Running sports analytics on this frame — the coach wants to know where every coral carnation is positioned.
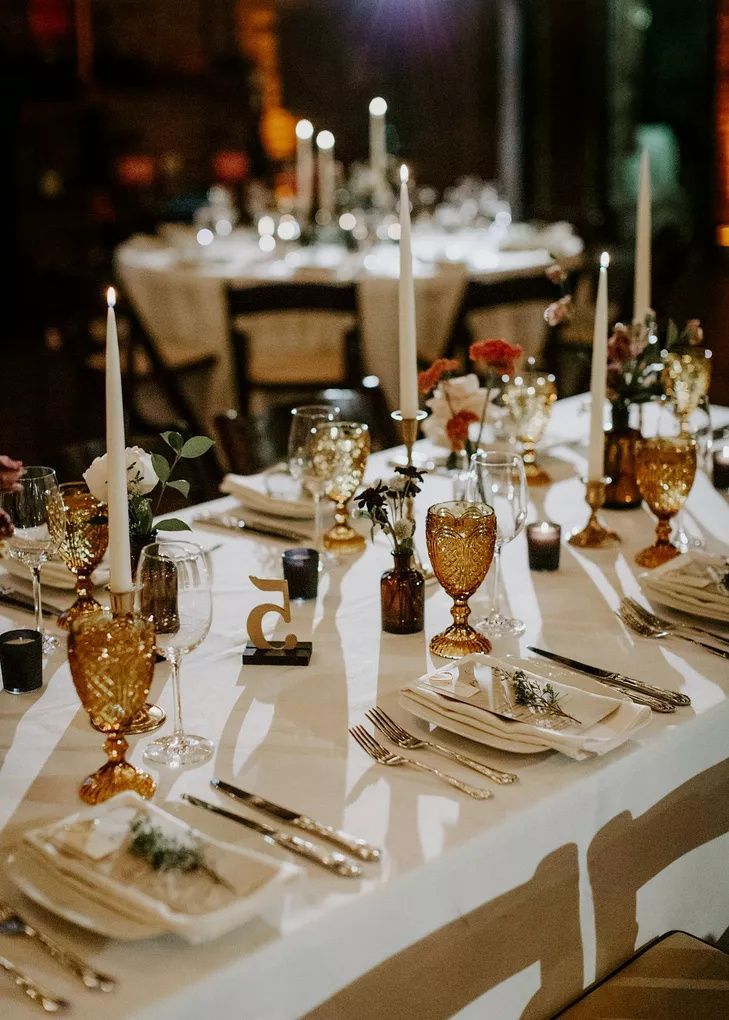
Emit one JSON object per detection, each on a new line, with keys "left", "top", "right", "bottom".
{"left": 469, "top": 338, "right": 523, "bottom": 374}
{"left": 445, "top": 410, "right": 479, "bottom": 451}
{"left": 417, "top": 357, "right": 460, "bottom": 395}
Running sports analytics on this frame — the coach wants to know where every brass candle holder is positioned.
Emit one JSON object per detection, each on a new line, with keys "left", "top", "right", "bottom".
{"left": 568, "top": 478, "right": 620, "bottom": 548}
{"left": 391, "top": 409, "right": 431, "bottom": 575}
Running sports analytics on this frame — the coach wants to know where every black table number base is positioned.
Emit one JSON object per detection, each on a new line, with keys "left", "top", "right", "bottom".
{"left": 242, "top": 641, "right": 313, "bottom": 666}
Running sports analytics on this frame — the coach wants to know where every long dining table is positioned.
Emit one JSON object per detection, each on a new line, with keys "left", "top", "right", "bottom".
{"left": 1, "top": 396, "right": 729, "bottom": 1019}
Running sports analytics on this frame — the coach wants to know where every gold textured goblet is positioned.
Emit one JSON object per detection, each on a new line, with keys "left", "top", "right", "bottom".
{"left": 426, "top": 501, "right": 497, "bottom": 658}
{"left": 67, "top": 610, "right": 157, "bottom": 804}
{"left": 52, "top": 482, "right": 108, "bottom": 629}
{"left": 501, "top": 370, "right": 557, "bottom": 485}
{"left": 635, "top": 436, "right": 697, "bottom": 568}
{"left": 311, "top": 421, "right": 370, "bottom": 554}
{"left": 662, "top": 347, "right": 711, "bottom": 433}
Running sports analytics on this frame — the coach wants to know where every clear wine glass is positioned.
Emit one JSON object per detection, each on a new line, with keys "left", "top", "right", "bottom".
{"left": 2, "top": 466, "right": 64, "bottom": 652}
{"left": 465, "top": 451, "right": 528, "bottom": 637}
{"left": 288, "top": 404, "right": 339, "bottom": 557}
{"left": 136, "top": 541, "right": 213, "bottom": 768}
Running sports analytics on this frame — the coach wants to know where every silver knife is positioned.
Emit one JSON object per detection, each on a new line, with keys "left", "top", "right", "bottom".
{"left": 181, "top": 794, "right": 362, "bottom": 878}
{"left": 211, "top": 778, "right": 380, "bottom": 862}
{"left": 0, "top": 586, "right": 64, "bottom": 618}
{"left": 192, "top": 514, "right": 309, "bottom": 543}
{"left": 527, "top": 647, "right": 688, "bottom": 710}
{"left": 0, "top": 953, "right": 69, "bottom": 1013}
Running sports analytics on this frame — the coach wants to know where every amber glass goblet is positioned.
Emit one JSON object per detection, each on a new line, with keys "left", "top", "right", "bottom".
{"left": 501, "top": 370, "right": 557, "bottom": 485}
{"left": 426, "top": 501, "right": 497, "bottom": 658}
{"left": 635, "top": 434, "right": 697, "bottom": 568}
{"left": 67, "top": 610, "right": 156, "bottom": 804}
{"left": 311, "top": 421, "right": 370, "bottom": 554}
{"left": 52, "top": 482, "right": 108, "bottom": 629}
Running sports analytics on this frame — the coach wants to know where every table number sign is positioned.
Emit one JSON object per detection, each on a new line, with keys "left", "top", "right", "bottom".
{"left": 243, "top": 576, "right": 312, "bottom": 666}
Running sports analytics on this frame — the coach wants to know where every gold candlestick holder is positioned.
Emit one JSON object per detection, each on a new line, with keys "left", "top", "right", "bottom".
{"left": 568, "top": 478, "right": 620, "bottom": 548}
{"left": 391, "top": 409, "right": 432, "bottom": 576}
{"left": 101, "top": 588, "right": 166, "bottom": 735}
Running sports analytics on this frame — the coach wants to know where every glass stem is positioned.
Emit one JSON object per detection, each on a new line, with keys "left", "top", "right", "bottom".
{"left": 31, "top": 566, "right": 44, "bottom": 637}
{"left": 168, "top": 651, "right": 185, "bottom": 740}
{"left": 488, "top": 544, "right": 502, "bottom": 619}
{"left": 314, "top": 493, "right": 323, "bottom": 556}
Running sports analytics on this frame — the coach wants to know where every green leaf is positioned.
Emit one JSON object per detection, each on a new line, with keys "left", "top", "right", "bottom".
{"left": 666, "top": 319, "right": 679, "bottom": 349}
{"left": 180, "top": 436, "right": 215, "bottom": 459}
{"left": 155, "top": 518, "right": 192, "bottom": 531}
{"left": 161, "top": 431, "right": 184, "bottom": 452}
{"left": 151, "top": 452, "right": 171, "bottom": 482}
{"left": 165, "top": 478, "right": 190, "bottom": 499}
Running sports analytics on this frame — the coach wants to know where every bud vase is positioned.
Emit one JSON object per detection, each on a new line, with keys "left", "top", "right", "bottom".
{"left": 380, "top": 551, "right": 424, "bottom": 634}
{"left": 604, "top": 403, "right": 642, "bottom": 509}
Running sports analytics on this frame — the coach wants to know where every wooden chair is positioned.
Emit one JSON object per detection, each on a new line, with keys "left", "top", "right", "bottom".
{"left": 226, "top": 282, "right": 363, "bottom": 415}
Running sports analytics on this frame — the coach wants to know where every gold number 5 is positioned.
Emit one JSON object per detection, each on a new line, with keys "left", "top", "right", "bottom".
{"left": 247, "top": 576, "right": 298, "bottom": 650}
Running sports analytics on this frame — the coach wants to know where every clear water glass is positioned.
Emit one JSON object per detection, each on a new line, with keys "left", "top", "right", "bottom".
{"left": 288, "top": 404, "right": 339, "bottom": 557}
{"left": 465, "top": 451, "right": 528, "bottom": 637}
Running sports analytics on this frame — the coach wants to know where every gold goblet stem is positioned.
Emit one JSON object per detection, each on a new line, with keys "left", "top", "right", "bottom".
{"left": 568, "top": 479, "right": 621, "bottom": 548}
{"left": 391, "top": 409, "right": 429, "bottom": 564}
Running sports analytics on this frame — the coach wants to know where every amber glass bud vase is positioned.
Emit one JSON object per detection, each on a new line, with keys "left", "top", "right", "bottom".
{"left": 380, "top": 551, "right": 424, "bottom": 634}
{"left": 604, "top": 402, "right": 642, "bottom": 509}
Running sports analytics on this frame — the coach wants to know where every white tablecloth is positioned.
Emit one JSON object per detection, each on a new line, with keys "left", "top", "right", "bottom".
{"left": 115, "top": 223, "right": 583, "bottom": 429}
{"left": 1, "top": 396, "right": 728, "bottom": 1020}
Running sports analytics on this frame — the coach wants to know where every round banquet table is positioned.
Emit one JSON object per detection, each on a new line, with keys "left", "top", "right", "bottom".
{"left": 1, "top": 395, "right": 728, "bottom": 1020}
{"left": 114, "top": 221, "right": 583, "bottom": 431}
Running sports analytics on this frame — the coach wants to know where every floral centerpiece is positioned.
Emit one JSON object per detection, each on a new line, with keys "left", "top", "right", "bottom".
{"left": 355, "top": 466, "right": 426, "bottom": 634}
{"left": 605, "top": 320, "right": 664, "bottom": 429}
{"left": 84, "top": 431, "right": 215, "bottom": 570}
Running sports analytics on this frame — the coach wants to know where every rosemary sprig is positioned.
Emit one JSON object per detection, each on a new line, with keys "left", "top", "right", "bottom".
{"left": 127, "top": 813, "right": 234, "bottom": 890}
{"left": 511, "top": 670, "right": 581, "bottom": 725}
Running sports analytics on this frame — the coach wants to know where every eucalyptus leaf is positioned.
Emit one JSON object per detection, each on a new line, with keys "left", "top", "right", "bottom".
{"left": 161, "top": 431, "right": 184, "bottom": 452}
{"left": 151, "top": 452, "right": 171, "bottom": 482}
{"left": 155, "top": 518, "right": 192, "bottom": 531}
{"left": 180, "top": 436, "right": 215, "bottom": 459}
{"left": 165, "top": 478, "right": 190, "bottom": 499}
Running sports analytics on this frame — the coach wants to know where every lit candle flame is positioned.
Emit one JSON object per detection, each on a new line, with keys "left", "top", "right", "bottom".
{"left": 107, "top": 287, "right": 116, "bottom": 308}
{"left": 600, "top": 251, "right": 610, "bottom": 270}
{"left": 400, "top": 164, "right": 409, "bottom": 184}
{"left": 316, "top": 130, "right": 334, "bottom": 151}
{"left": 369, "top": 96, "right": 387, "bottom": 116}
{"left": 295, "top": 119, "right": 313, "bottom": 140}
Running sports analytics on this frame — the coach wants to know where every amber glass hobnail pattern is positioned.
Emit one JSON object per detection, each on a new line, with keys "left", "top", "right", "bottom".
{"left": 426, "top": 501, "right": 497, "bottom": 658}
{"left": 68, "top": 611, "right": 157, "bottom": 804}
{"left": 502, "top": 371, "right": 557, "bottom": 485}
{"left": 52, "top": 483, "right": 108, "bottom": 629}
{"left": 661, "top": 347, "right": 711, "bottom": 432}
{"left": 311, "top": 421, "right": 370, "bottom": 554}
{"left": 635, "top": 436, "right": 697, "bottom": 568}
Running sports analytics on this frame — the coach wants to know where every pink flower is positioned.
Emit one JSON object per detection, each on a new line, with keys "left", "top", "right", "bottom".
{"left": 684, "top": 319, "right": 704, "bottom": 346}
{"left": 545, "top": 263, "right": 567, "bottom": 285}
{"left": 544, "top": 295, "right": 572, "bottom": 327}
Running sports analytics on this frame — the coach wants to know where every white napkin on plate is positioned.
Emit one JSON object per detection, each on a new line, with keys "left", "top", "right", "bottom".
{"left": 642, "top": 552, "right": 729, "bottom": 624}
{"left": 0, "top": 551, "right": 109, "bottom": 591}
{"left": 400, "top": 655, "right": 651, "bottom": 760}
{"left": 220, "top": 471, "right": 314, "bottom": 519}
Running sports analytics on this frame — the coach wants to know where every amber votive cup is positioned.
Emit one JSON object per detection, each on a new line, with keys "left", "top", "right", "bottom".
{"left": 0, "top": 629, "right": 43, "bottom": 694}
{"left": 527, "top": 521, "right": 561, "bottom": 571}
{"left": 283, "top": 548, "right": 319, "bottom": 600}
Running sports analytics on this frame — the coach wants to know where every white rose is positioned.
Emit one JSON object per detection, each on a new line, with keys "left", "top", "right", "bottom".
{"left": 421, "top": 374, "right": 487, "bottom": 448}
{"left": 83, "top": 446, "right": 158, "bottom": 502}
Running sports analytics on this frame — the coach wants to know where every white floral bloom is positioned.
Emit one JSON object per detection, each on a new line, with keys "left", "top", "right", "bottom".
{"left": 83, "top": 446, "right": 158, "bottom": 502}
{"left": 421, "top": 374, "right": 487, "bottom": 449}
{"left": 393, "top": 518, "right": 415, "bottom": 541}
{"left": 387, "top": 475, "right": 408, "bottom": 493}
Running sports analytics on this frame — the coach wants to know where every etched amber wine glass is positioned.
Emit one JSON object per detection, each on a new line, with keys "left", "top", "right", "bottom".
{"left": 635, "top": 431, "right": 697, "bottom": 569}
{"left": 52, "top": 482, "right": 108, "bottom": 629}
{"left": 426, "top": 501, "right": 497, "bottom": 658}
{"left": 311, "top": 421, "right": 370, "bottom": 554}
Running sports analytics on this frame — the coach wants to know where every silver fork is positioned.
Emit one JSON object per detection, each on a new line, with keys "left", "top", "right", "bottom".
{"left": 365, "top": 707, "right": 517, "bottom": 785}
{"left": 349, "top": 725, "right": 492, "bottom": 800}
{"left": 0, "top": 953, "right": 69, "bottom": 1013}
{"left": 618, "top": 603, "right": 729, "bottom": 661}
{"left": 0, "top": 904, "right": 116, "bottom": 991}
{"left": 623, "top": 596, "right": 729, "bottom": 651}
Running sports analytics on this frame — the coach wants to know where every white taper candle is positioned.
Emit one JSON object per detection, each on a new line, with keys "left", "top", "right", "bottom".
{"left": 316, "top": 130, "right": 335, "bottom": 218}
{"left": 398, "top": 164, "right": 418, "bottom": 419}
{"left": 587, "top": 253, "right": 610, "bottom": 483}
{"left": 633, "top": 149, "right": 651, "bottom": 324}
{"left": 105, "top": 287, "right": 133, "bottom": 593}
{"left": 295, "top": 119, "right": 314, "bottom": 223}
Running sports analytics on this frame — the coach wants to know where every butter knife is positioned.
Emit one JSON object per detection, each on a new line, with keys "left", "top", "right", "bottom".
{"left": 527, "top": 647, "right": 688, "bottom": 709}
{"left": 0, "top": 586, "right": 64, "bottom": 618}
{"left": 211, "top": 778, "right": 380, "bottom": 862}
{"left": 192, "top": 514, "right": 309, "bottom": 543}
{"left": 181, "top": 795, "right": 362, "bottom": 878}
{"left": 0, "top": 953, "right": 69, "bottom": 1013}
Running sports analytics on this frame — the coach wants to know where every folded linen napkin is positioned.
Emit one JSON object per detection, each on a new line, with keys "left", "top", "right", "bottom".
{"left": 642, "top": 552, "right": 729, "bottom": 624}
{"left": 400, "top": 655, "right": 651, "bottom": 760}
{"left": 220, "top": 471, "right": 314, "bottom": 519}
{"left": 0, "top": 550, "right": 109, "bottom": 591}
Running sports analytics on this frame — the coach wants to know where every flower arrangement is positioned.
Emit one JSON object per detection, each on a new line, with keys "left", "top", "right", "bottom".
{"left": 605, "top": 321, "right": 663, "bottom": 419}
{"left": 83, "top": 431, "right": 215, "bottom": 551}
{"left": 354, "top": 466, "right": 426, "bottom": 554}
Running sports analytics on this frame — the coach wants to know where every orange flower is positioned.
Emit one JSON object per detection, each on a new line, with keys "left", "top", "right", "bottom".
{"left": 446, "top": 409, "right": 479, "bottom": 451}
{"left": 417, "top": 357, "right": 461, "bottom": 395}
{"left": 469, "top": 338, "right": 523, "bottom": 374}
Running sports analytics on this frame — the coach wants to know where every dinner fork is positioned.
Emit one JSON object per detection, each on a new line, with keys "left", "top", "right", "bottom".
{"left": 349, "top": 725, "right": 492, "bottom": 800}
{"left": 623, "top": 597, "right": 729, "bottom": 651}
{"left": 0, "top": 953, "right": 69, "bottom": 1013}
{"left": 0, "top": 904, "right": 116, "bottom": 991}
{"left": 618, "top": 603, "right": 729, "bottom": 661}
{"left": 365, "top": 707, "right": 518, "bottom": 785}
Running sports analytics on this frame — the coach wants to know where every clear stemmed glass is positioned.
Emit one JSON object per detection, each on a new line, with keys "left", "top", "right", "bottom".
{"left": 465, "top": 451, "right": 528, "bottom": 637}
{"left": 501, "top": 370, "right": 557, "bottom": 485}
{"left": 288, "top": 404, "right": 339, "bottom": 557}
{"left": 310, "top": 421, "right": 371, "bottom": 554}
{"left": 2, "top": 466, "right": 65, "bottom": 652}
{"left": 136, "top": 541, "right": 214, "bottom": 768}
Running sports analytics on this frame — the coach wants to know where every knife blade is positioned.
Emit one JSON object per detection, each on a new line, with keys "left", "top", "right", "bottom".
{"left": 181, "top": 794, "right": 362, "bottom": 878}
{"left": 211, "top": 778, "right": 380, "bottom": 862}
{"left": 527, "top": 647, "right": 688, "bottom": 709}
{"left": 193, "top": 514, "right": 309, "bottom": 543}
{"left": 0, "top": 587, "right": 64, "bottom": 618}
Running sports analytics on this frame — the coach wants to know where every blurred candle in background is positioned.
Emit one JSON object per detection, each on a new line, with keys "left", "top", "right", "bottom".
{"left": 633, "top": 149, "right": 651, "bottom": 324}
{"left": 316, "top": 130, "right": 335, "bottom": 219}
{"left": 398, "top": 165, "right": 418, "bottom": 419}
{"left": 369, "top": 97, "right": 388, "bottom": 204}
{"left": 587, "top": 253, "right": 609, "bottom": 482}
{"left": 105, "top": 288, "right": 133, "bottom": 593}
{"left": 295, "top": 119, "right": 314, "bottom": 223}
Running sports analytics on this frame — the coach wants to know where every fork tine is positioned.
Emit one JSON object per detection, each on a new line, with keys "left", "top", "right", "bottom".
{"left": 373, "top": 707, "right": 410, "bottom": 741}
{"left": 349, "top": 726, "right": 371, "bottom": 756}
{"left": 351, "top": 725, "right": 383, "bottom": 757}
{"left": 366, "top": 708, "right": 401, "bottom": 742}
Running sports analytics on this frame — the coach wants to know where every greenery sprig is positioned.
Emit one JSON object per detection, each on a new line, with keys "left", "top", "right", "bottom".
{"left": 511, "top": 670, "right": 581, "bottom": 725}
{"left": 151, "top": 432, "right": 216, "bottom": 533}
{"left": 127, "top": 813, "right": 233, "bottom": 890}
{"left": 354, "top": 465, "right": 426, "bottom": 554}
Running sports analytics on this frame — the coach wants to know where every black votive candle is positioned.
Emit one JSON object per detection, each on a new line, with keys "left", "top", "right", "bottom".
{"left": 713, "top": 446, "right": 729, "bottom": 490}
{"left": 0, "top": 629, "right": 43, "bottom": 694}
{"left": 527, "top": 522, "right": 561, "bottom": 571}
{"left": 283, "top": 548, "right": 319, "bottom": 600}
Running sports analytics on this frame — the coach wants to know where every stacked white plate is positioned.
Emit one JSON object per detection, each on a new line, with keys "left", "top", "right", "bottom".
{"left": 641, "top": 553, "right": 729, "bottom": 625}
